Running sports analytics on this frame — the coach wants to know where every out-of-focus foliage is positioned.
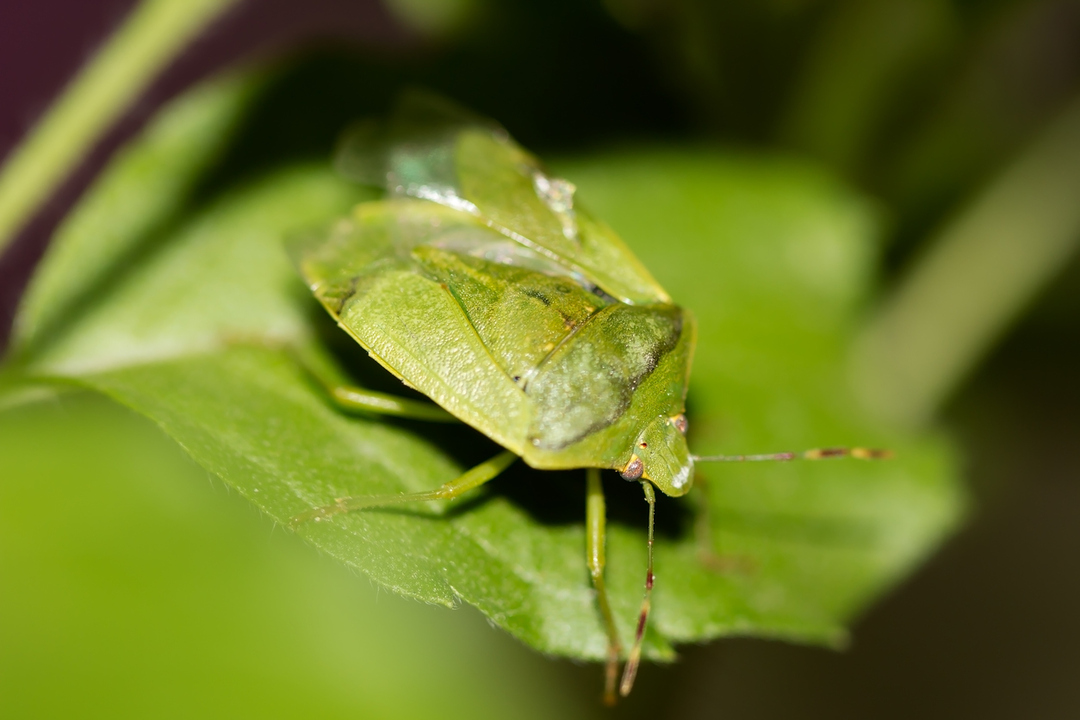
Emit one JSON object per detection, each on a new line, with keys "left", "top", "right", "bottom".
{"left": 600, "top": 0, "right": 1080, "bottom": 243}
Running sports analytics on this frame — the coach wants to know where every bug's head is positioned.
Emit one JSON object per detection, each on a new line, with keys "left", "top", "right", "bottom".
{"left": 620, "top": 414, "right": 694, "bottom": 497}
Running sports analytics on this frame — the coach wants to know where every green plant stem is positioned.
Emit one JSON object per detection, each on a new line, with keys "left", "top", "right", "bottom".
{"left": 853, "top": 94, "right": 1080, "bottom": 428}
{"left": 0, "top": 0, "right": 241, "bottom": 256}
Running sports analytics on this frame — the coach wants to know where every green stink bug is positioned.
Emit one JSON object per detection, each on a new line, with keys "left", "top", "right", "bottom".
{"left": 290, "top": 94, "right": 887, "bottom": 704}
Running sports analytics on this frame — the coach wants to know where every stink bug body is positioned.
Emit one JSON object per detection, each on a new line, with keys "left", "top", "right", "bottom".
{"left": 291, "top": 94, "right": 887, "bottom": 703}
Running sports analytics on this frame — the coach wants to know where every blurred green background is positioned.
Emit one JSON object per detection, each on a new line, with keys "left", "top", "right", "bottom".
{"left": 2, "top": 0, "right": 1079, "bottom": 717}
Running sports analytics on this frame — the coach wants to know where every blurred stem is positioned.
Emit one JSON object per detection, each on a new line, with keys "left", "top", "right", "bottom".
{"left": 0, "top": 0, "right": 240, "bottom": 256}
{"left": 781, "top": 0, "right": 954, "bottom": 173}
{"left": 853, "top": 94, "right": 1080, "bottom": 429}
{"left": 0, "top": 369, "right": 72, "bottom": 414}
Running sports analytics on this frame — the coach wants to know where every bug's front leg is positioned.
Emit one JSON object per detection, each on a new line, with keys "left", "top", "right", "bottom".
{"left": 585, "top": 468, "right": 622, "bottom": 706}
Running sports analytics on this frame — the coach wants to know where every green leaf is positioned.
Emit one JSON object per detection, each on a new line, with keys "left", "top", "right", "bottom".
{"left": 0, "top": 392, "right": 586, "bottom": 719}
{"left": 7, "top": 71, "right": 965, "bottom": 662}
{"left": 20, "top": 162, "right": 357, "bottom": 376}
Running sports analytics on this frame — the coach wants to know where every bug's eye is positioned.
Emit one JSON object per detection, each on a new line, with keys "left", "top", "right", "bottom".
{"left": 620, "top": 457, "right": 644, "bottom": 481}
{"left": 672, "top": 414, "right": 689, "bottom": 435}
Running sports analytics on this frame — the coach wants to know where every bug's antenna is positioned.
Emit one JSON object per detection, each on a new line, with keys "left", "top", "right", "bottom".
{"left": 693, "top": 447, "right": 892, "bottom": 463}
{"left": 619, "top": 481, "right": 656, "bottom": 698}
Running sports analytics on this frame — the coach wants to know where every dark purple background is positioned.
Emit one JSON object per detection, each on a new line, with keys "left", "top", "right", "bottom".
{"left": 0, "top": 0, "right": 408, "bottom": 351}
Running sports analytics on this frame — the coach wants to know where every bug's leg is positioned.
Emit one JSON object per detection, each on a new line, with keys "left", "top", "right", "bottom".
{"left": 619, "top": 481, "right": 656, "bottom": 698}
{"left": 586, "top": 468, "right": 622, "bottom": 706}
{"left": 290, "top": 344, "right": 458, "bottom": 422}
{"left": 291, "top": 450, "right": 517, "bottom": 525}
{"left": 327, "top": 384, "right": 458, "bottom": 422}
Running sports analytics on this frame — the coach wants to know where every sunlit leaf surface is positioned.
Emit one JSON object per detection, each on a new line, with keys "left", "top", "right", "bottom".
{"left": 6, "top": 70, "right": 964, "bottom": 662}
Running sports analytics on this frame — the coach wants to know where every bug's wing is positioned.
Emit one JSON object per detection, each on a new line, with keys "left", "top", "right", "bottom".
{"left": 291, "top": 201, "right": 533, "bottom": 454}
{"left": 334, "top": 91, "right": 499, "bottom": 192}
{"left": 335, "top": 93, "right": 671, "bottom": 307}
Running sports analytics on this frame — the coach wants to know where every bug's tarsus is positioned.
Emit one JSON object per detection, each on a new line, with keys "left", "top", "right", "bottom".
{"left": 619, "top": 481, "right": 656, "bottom": 698}
{"left": 288, "top": 504, "right": 340, "bottom": 527}
{"left": 693, "top": 446, "right": 893, "bottom": 463}
{"left": 603, "top": 642, "right": 619, "bottom": 707}
{"left": 289, "top": 451, "right": 517, "bottom": 526}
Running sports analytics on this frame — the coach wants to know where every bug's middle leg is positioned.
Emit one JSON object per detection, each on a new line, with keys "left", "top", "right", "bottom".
{"left": 327, "top": 384, "right": 459, "bottom": 422}
{"left": 291, "top": 450, "right": 517, "bottom": 525}
{"left": 291, "top": 344, "right": 458, "bottom": 422}
{"left": 586, "top": 468, "right": 622, "bottom": 706}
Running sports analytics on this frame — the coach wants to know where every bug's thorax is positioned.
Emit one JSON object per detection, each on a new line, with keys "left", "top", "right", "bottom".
{"left": 620, "top": 413, "right": 694, "bottom": 497}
